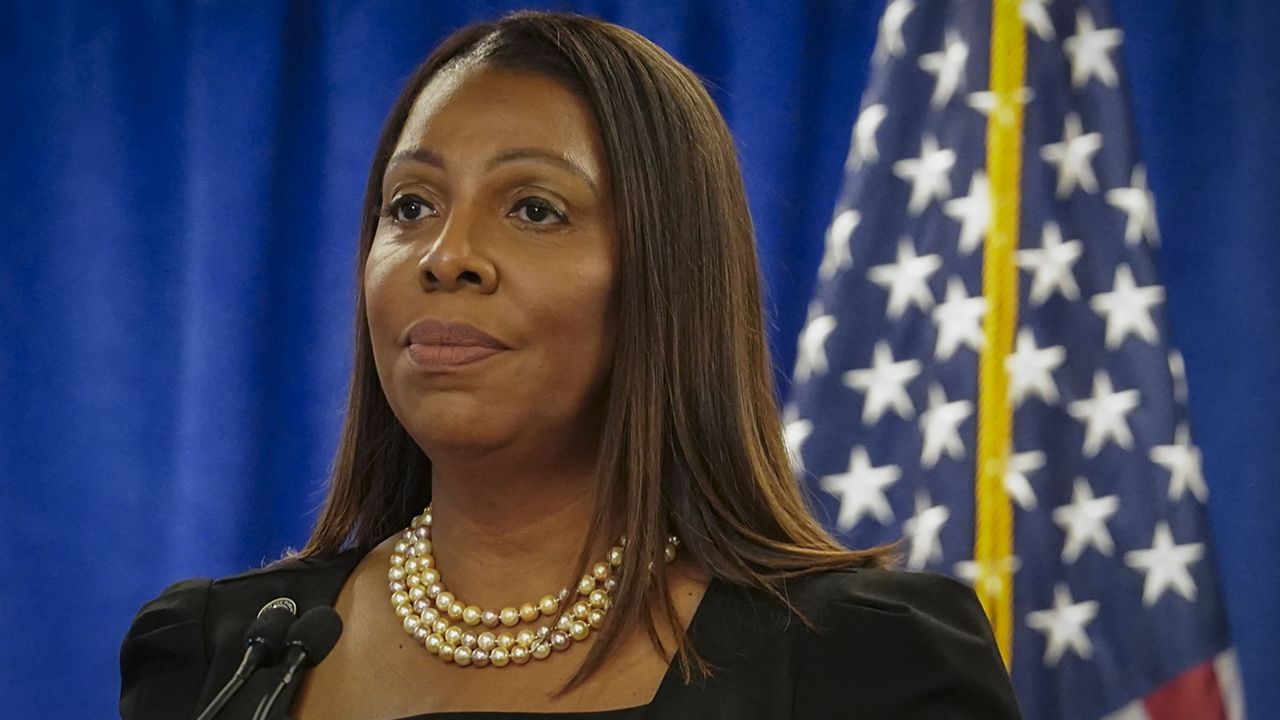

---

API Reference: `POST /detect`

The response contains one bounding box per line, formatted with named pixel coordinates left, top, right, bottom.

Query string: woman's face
left=365, top=64, right=618, bottom=458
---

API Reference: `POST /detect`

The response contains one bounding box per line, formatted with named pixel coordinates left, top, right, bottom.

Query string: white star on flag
left=931, top=276, right=987, bottom=360
left=1005, top=449, right=1046, bottom=511
left=1041, top=113, right=1103, bottom=198
left=794, top=306, right=836, bottom=382
left=1125, top=521, right=1205, bottom=606
left=918, top=31, right=969, bottom=109
left=1006, top=328, right=1066, bottom=407
left=944, top=170, right=990, bottom=255
left=955, top=555, right=1022, bottom=600
left=1169, top=349, right=1189, bottom=405
left=1052, top=477, right=1120, bottom=563
left=966, top=87, right=1035, bottom=127
left=903, top=491, right=950, bottom=570
left=1020, top=0, right=1056, bottom=41
left=1089, top=264, right=1166, bottom=349
left=1150, top=424, right=1208, bottom=502
left=1064, top=8, right=1124, bottom=88
left=919, top=383, right=973, bottom=467
left=848, top=103, right=888, bottom=169
left=820, top=446, right=902, bottom=530
left=1026, top=583, right=1100, bottom=667
left=1017, top=221, right=1083, bottom=306
left=893, top=135, right=956, bottom=214
left=783, top=412, right=813, bottom=475
left=868, top=238, right=942, bottom=319
left=1067, top=371, right=1141, bottom=457
left=1106, top=164, right=1160, bottom=247
left=874, top=0, right=915, bottom=62
left=819, top=209, right=859, bottom=279
left=843, top=341, right=922, bottom=424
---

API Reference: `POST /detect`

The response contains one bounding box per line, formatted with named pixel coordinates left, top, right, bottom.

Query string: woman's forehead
left=390, top=64, right=609, bottom=183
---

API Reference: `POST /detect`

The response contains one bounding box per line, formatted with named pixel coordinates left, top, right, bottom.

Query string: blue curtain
left=2, top=1, right=1275, bottom=717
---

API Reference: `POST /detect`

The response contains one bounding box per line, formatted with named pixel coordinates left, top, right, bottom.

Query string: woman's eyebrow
left=485, top=148, right=598, bottom=194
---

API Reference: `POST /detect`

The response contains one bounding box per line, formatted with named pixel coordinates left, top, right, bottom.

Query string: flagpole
left=975, top=0, right=1027, bottom=668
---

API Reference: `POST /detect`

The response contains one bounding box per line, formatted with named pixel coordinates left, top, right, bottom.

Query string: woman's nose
left=417, top=211, right=498, bottom=293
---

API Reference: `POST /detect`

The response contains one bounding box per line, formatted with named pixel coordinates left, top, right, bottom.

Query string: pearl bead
left=406, top=574, right=422, bottom=588
left=413, top=599, right=431, bottom=616
left=414, top=526, right=429, bottom=540
left=477, top=632, right=496, bottom=651
left=453, top=647, right=472, bottom=666
left=390, top=553, right=406, bottom=567
left=557, top=587, right=570, bottom=602
left=422, top=511, right=432, bottom=525
left=665, top=545, right=678, bottom=562
left=500, top=607, right=520, bottom=627
left=555, top=615, right=571, bottom=632
left=426, top=583, right=443, bottom=598
left=510, top=646, right=530, bottom=665
left=388, top=581, right=406, bottom=594
left=432, top=618, right=449, bottom=634
left=394, top=541, right=410, bottom=555
left=440, top=644, right=455, bottom=662
left=572, top=601, right=590, bottom=619
left=531, top=642, right=551, bottom=660
left=592, top=562, right=611, bottom=580
left=391, top=591, right=409, bottom=607
left=589, top=589, right=608, bottom=608
left=538, top=595, right=559, bottom=616
left=603, top=578, right=617, bottom=592
left=536, top=626, right=551, bottom=640
left=444, top=626, right=463, bottom=645
left=419, top=555, right=435, bottom=568
left=570, top=621, right=589, bottom=641
left=388, top=567, right=406, bottom=582
left=481, top=610, right=500, bottom=627
left=519, top=603, right=539, bottom=623
left=425, top=633, right=443, bottom=654
left=413, top=626, right=430, bottom=642
left=462, top=605, right=483, bottom=626
left=395, top=604, right=412, bottom=618
left=497, top=633, right=515, bottom=650
left=516, top=629, right=535, bottom=648
left=587, top=609, right=605, bottom=629
left=403, top=616, right=421, bottom=634
left=447, top=602, right=464, bottom=620
left=414, top=539, right=432, bottom=556
left=422, top=569, right=440, bottom=586
left=490, top=647, right=510, bottom=667
left=435, top=591, right=455, bottom=611
left=409, top=586, right=426, bottom=602
left=421, top=608, right=439, bottom=625
left=461, top=631, right=477, bottom=648
left=608, top=547, right=623, bottom=566
left=404, top=558, right=421, bottom=574
left=550, top=632, right=570, bottom=651
left=578, top=575, right=596, bottom=594
left=471, top=648, right=489, bottom=667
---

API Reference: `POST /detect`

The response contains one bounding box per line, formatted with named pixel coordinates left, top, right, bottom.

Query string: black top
left=119, top=546, right=1021, bottom=719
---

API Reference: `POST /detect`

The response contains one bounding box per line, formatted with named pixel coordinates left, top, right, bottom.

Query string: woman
left=120, top=10, right=1020, bottom=720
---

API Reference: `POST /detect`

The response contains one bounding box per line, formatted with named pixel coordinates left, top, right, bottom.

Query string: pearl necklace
left=389, top=505, right=680, bottom=668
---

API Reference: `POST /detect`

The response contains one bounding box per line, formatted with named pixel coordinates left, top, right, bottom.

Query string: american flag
left=784, top=1, right=1245, bottom=718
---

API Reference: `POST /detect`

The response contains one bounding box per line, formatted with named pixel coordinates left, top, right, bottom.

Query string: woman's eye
left=510, top=197, right=566, bottom=226
left=389, top=195, right=435, bottom=223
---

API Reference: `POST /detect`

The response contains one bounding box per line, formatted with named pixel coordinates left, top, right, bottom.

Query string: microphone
left=193, top=604, right=296, bottom=720
left=250, top=606, right=344, bottom=720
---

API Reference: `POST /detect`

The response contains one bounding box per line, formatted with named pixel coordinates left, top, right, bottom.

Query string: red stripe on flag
left=1144, top=658, right=1227, bottom=720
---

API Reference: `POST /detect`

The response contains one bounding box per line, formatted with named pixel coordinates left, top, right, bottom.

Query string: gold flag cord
left=975, top=0, right=1026, bottom=668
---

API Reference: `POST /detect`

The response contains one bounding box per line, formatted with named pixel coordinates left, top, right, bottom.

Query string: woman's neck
left=422, top=454, right=613, bottom=611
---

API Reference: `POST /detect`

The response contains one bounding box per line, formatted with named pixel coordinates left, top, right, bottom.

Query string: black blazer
left=119, top=547, right=1021, bottom=719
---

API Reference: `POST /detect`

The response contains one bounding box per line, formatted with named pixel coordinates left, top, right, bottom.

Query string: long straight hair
left=300, top=10, right=894, bottom=694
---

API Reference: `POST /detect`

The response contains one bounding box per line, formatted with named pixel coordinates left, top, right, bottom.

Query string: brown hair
left=300, top=9, right=893, bottom=694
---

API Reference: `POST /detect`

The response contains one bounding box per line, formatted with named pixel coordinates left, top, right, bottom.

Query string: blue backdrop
left=1, top=1, right=1275, bottom=717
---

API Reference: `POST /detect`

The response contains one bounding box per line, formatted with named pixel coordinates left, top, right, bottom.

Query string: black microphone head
left=284, top=607, right=343, bottom=668
left=242, top=605, right=296, bottom=667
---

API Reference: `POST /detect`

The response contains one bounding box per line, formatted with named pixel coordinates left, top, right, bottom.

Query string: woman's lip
left=403, top=318, right=510, bottom=349
left=406, top=343, right=506, bottom=369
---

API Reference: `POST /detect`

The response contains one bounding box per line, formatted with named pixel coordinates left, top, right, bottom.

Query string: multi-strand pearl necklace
left=388, top=505, right=680, bottom=668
